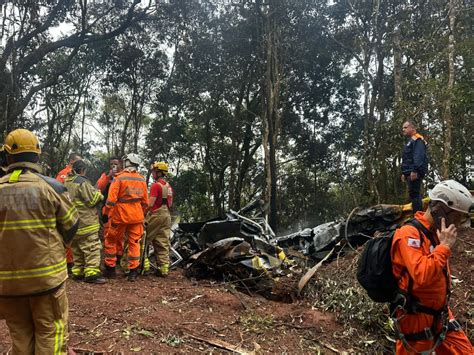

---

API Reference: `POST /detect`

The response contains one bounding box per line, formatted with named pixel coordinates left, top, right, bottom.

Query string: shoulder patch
left=35, top=173, right=67, bottom=194
left=408, top=238, right=421, bottom=248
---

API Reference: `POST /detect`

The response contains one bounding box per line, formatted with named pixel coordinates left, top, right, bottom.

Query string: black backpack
left=356, top=219, right=434, bottom=303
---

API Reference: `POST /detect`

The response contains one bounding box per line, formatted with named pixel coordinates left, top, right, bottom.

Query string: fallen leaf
left=137, top=329, right=154, bottom=338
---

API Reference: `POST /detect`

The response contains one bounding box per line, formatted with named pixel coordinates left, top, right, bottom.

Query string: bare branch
left=330, top=36, right=364, bottom=68
left=13, top=45, right=81, bottom=119
left=1, top=0, right=69, bottom=71
left=16, top=0, right=144, bottom=75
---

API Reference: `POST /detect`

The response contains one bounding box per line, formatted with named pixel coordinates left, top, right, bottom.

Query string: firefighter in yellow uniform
left=146, top=161, right=173, bottom=277
left=64, top=160, right=106, bottom=284
left=0, top=129, right=79, bottom=354
left=0, top=144, right=6, bottom=177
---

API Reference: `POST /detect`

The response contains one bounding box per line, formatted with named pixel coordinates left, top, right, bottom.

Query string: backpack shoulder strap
left=396, top=219, right=434, bottom=298
left=406, top=218, right=437, bottom=247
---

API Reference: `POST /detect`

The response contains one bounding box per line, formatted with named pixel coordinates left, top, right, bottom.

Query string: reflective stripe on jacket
left=0, top=162, right=79, bottom=296
left=64, top=174, right=103, bottom=236
left=104, top=170, right=148, bottom=224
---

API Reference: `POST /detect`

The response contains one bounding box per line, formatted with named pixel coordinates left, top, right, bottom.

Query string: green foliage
left=170, top=169, right=215, bottom=222
left=304, top=255, right=392, bottom=352
left=2, top=0, right=472, bottom=227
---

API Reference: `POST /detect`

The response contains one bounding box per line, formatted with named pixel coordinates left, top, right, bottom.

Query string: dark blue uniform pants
left=407, top=177, right=423, bottom=213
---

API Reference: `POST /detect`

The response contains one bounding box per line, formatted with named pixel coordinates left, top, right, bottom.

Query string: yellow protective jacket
left=0, top=162, right=79, bottom=297
left=64, top=174, right=103, bottom=237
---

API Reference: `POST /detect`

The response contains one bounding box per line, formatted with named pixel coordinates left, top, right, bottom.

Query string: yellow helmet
left=4, top=129, right=41, bottom=155
left=152, top=161, right=168, bottom=173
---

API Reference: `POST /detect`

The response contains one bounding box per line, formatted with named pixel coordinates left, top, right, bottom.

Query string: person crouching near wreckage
left=64, top=160, right=106, bottom=284
left=145, top=161, right=174, bottom=277
left=102, top=153, right=149, bottom=281
left=0, top=129, right=79, bottom=353
left=391, top=180, right=473, bottom=354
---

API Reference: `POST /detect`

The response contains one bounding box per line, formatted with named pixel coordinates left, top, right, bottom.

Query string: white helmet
left=122, top=153, right=141, bottom=168
left=429, top=180, right=473, bottom=214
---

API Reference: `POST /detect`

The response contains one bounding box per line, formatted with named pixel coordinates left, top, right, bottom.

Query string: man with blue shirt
left=401, top=120, right=428, bottom=213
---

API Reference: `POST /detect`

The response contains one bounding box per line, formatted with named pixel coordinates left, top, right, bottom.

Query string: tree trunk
left=261, top=0, right=282, bottom=233
left=81, top=94, right=86, bottom=155
left=228, top=76, right=248, bottom=210
left=393, top=24, right=402, bottom=123
left=120, top=86, right=137, bottom=157
left=362, top=46, right=373, bottom=198
left=441, top=0, right=458, bottom=179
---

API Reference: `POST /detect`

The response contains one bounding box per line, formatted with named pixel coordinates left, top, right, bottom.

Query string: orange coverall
left=55, top=164, right=72, bottom=184
left=391, top=212, right=473, bottom=354
left=103, top=170, right=148, bottom=270
left=56, top=164, right=74, bottom=264
left=97, top=173, right=124, bottom=257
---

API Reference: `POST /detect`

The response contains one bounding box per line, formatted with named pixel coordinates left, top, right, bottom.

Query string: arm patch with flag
left=407, top=238, right=421, bottom=248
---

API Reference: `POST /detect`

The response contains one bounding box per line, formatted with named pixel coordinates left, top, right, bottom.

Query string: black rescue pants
left=407, top=177, right=423, bottom=213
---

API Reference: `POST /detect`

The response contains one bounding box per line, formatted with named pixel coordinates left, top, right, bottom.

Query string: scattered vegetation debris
left=239, top=312, right=275, bottom=334
left=160, top=333, right=183, bottom=347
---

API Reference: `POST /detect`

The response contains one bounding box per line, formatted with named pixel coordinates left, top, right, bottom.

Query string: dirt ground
left=0, top=270, right=345, bottom=354
left=0, top=228, right=472, bottom=353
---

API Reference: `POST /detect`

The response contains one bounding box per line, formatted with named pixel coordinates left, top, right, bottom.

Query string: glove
left=102, top=214, right=109, bottom=224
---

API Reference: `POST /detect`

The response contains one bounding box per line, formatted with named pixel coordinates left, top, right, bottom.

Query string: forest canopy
left=1, top=0, right=472, bottom=231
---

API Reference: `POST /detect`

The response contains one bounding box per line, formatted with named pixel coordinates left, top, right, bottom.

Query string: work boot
left=103, top=265, right=116, bottom=279
left=128, top=268, right=139, bottom=282
left=71, top=274, right=84, bottom=281
left=84, top=274, right=106, bottom=284
left=67, top=263, right=74, bottom=276
left=154, top=264, right=169, bottom=278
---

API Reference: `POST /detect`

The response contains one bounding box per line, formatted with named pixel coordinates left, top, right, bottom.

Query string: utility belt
left=401, top=320, right=461, bottom=342
left=391, top=290, right=460, bottom=354
left=391, top=291, right=444, bottom=316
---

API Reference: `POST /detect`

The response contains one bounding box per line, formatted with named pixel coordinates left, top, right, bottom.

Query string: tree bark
left=362, top=46, right=373, bottom=198
left=261, top=0, right=282, bottom=232
left=441, top=0, right=458, bottom=179
left=228, top=74, right=248, bottom=210
left=393, top=24, right=402, bottom=123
